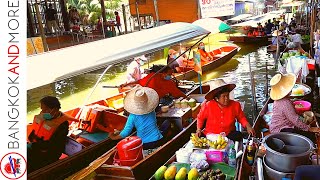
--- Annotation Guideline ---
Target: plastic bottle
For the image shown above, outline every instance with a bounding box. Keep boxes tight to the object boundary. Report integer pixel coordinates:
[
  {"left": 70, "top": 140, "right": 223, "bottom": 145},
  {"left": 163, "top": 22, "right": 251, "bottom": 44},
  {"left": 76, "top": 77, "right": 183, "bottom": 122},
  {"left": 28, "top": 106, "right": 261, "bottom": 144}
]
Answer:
[
  {"left": 247, "top": 140, "right": 255, "bottom": 166},
  {"left": 228, "top": 144, "right": 236, "bottom": 168}
]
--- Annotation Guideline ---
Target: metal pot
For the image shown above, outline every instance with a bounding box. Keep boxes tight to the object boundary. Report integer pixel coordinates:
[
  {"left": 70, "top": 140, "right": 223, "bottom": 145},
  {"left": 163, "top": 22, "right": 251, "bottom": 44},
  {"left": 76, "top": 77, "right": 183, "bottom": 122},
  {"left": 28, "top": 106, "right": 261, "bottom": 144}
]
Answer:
[
  {"left": 263, "top": 155, "right": 295, "bottom": 180},
  {"left": 263, "top": 132, "right": 314, "bottom": 173}
]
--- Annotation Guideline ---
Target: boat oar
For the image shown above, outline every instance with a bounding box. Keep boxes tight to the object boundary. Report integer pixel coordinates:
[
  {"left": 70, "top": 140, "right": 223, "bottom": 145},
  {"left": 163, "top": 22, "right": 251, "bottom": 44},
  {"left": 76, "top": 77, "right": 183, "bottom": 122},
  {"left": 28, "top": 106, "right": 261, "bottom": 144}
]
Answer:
[
  {"left": 75, "top": 65, "right": 113, "bottom": 120},
  {"left": 102, "top": 85, "right": 120, "bottom": 88},
  {"left": 69, "top": 151, "right": 114, "bottom": 180}
]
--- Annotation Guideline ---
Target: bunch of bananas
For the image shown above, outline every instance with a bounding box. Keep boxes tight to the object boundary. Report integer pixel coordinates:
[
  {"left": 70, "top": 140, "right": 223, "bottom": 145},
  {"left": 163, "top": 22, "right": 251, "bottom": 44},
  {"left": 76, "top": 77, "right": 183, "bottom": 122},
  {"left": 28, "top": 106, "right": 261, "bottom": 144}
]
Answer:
[
  {"left": 208, "top": 135, "right": 228, "bottom": 150},
  {"left": 190, "top": 133, "right": 209, "bottom": 148}
]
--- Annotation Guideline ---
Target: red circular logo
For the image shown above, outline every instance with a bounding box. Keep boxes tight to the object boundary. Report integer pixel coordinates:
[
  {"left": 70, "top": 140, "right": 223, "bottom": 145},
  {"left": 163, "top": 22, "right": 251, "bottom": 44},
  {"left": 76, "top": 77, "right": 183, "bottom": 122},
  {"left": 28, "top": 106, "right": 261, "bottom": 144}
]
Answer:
[{"left": 0, "top": 152, "right": 26, "bottom": 179}]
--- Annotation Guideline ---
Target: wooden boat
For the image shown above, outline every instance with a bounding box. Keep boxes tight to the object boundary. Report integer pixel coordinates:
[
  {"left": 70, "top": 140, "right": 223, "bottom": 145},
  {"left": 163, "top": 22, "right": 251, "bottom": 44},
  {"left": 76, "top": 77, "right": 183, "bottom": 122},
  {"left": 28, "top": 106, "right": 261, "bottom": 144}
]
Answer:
[
  {"left": 228, "top": 35, "right": 269, "bottom": 44},
  {"left": 66, "top": 85, "right": 211, "bottom": 180},
  {"left": 174, "top": 45, "right": 240, "bottom": 80}
]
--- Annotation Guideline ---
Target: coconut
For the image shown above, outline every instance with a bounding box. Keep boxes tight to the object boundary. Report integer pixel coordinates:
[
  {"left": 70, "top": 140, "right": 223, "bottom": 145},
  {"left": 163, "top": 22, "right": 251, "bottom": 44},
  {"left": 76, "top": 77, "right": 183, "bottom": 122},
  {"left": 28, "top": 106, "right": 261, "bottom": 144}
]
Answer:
[
  {"left": 188, "top": 98, "right": 197, "bottom": 107},
  {"left": 174, "top": 99, "right": 181, "bottom": 108},
  {"left": 181, "top": 99, "right": 189, "bottom": 108}
]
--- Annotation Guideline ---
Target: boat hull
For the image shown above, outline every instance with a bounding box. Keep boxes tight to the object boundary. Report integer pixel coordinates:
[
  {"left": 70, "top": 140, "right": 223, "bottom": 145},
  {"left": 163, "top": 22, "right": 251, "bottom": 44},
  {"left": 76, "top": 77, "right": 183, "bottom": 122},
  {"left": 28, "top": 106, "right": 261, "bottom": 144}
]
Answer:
[{"left": 175, "top": 46, "right": 239, "bottom": 80}]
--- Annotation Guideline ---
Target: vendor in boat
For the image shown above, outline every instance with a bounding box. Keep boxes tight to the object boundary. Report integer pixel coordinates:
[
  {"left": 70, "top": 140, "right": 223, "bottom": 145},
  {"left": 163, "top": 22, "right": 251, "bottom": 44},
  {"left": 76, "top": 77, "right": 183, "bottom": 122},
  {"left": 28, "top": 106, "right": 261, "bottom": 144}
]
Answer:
[
  {"left": 198, "top": 42, "right": 213, "bottom": 62},
  {"left": 271, "top": 30, "right": 286, "bottom": 45},
  {"left": 269, "top": 73, "right": 320, "bottom": 142},
  {"left": 195, "top": 79, "right": 255, "bottom": 141},
  {"left": 109, "top": 87, "right": 166, "bottom": 150},
  {"left": 122, "top": 64, "right": 187, "bottom": 100},
  {"left": 27, "top": 96, "right": 73, "bottom": 173}
]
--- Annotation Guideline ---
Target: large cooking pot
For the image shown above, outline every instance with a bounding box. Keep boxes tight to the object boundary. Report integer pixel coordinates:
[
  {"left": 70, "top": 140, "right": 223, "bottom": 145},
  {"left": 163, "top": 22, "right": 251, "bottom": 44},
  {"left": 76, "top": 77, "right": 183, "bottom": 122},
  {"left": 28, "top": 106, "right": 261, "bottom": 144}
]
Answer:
[
  {"left": 263, "top": 155, "right": 295, "bottom": 180},
  {"left": 263, "top": 132, "right": 314, "bottom": 173}
]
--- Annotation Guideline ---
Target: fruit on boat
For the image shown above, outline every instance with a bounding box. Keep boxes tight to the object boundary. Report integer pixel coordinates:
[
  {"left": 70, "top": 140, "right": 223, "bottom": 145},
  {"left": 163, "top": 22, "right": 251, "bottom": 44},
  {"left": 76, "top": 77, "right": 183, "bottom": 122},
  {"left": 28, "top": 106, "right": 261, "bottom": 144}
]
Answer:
[
  {"left": 164, "top": 165, "right": 177, "bottom": 180},
  {"left": 154, "top": 165, "right": 167, "bottom": 180},
  {"left": 187, "top": 168, "right": 199, "bottom": 180},
  {"left": 175, "top": 167, "right": 187, "bottom": 180}
]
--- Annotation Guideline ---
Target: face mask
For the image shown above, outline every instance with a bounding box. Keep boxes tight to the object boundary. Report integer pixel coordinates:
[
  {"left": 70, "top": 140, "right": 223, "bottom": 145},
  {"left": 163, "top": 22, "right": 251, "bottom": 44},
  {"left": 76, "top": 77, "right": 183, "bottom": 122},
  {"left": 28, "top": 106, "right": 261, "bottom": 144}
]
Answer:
[
  {"left": 140, "top": 60, "right": 145, "bottom": 65},
  {"left": 43, "top": 113, "right": 53, "bottom": 120},
  {"left": 164, "top": 75, "right": 171, "bottom": 80},
  {"left": 199, "top": 46, "right": 205, "bottom": 50},
  {"left": 171, "top": 54, "right": 177, "bottom": 59}
]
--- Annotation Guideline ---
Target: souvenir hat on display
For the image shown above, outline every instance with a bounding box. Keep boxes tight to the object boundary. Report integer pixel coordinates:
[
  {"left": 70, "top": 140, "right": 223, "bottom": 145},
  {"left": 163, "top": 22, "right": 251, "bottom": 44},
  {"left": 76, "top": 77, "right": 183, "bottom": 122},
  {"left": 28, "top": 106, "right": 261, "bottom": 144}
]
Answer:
[
  {"left": 124, "top": 86, "right": 159, "bottom": 115},
  {"left": 205, "top": 79, "right": 236, "bottom": 100},
  {"left": 272, "top": 30, "right": 282, "bottom": 37},
  {"left": 270, "top": 73, "right": 296, "bottom": 100},
  {"left": 134, "top": 55, "right": 147, "bottom": 61}
]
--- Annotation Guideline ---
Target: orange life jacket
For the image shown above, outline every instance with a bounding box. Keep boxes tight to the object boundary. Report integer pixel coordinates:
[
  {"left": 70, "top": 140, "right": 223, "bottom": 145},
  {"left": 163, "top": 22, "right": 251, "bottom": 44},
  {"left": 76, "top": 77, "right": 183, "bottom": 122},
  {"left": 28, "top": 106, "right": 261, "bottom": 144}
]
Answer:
[{"left": 32, "top": 113, "right": 70, "bottom": 141}]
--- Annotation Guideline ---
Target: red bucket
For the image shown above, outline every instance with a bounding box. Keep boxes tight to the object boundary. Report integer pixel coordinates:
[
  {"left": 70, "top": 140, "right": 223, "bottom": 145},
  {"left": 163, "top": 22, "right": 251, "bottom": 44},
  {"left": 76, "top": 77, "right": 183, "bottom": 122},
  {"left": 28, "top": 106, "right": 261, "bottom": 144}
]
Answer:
[{"left": 114, "top": 136, "right": 143, "bottom": 166}]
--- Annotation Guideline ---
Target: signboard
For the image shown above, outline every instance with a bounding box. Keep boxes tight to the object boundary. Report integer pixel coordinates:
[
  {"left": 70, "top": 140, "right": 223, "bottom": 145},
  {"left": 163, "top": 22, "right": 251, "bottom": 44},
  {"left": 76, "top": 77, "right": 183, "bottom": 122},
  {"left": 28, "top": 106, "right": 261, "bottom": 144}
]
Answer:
[
  {"left": 27, "top": 37, "right": 45, "bottom": 56},
  {"left": 199, "top": 0, "right": 235, "bottom": 18}
]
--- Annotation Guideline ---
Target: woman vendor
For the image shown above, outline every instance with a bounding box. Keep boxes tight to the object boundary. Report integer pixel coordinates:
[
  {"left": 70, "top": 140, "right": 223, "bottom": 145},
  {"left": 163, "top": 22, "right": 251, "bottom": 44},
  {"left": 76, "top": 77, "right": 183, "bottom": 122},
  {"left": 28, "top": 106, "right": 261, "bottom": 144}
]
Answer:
[
  {"left": 109, "top": 87, "right": 167, "bottom": 150},
  {"left": 195, "top": 79, "right": 255, "bottom": 141},
  {"left": 269, "top": 73, "right": 320, "bottom": 142}
]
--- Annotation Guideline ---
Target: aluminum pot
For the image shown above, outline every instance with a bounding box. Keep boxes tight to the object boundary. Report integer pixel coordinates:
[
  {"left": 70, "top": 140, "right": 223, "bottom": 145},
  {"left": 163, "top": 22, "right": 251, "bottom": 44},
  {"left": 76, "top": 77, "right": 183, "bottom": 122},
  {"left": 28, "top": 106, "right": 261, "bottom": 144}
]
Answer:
[
  {"left": 263, "top": 132, "right": 314, "bottom": 173},
  {"left": 263, "top": 155, "right": 295, "bottom": 180}
]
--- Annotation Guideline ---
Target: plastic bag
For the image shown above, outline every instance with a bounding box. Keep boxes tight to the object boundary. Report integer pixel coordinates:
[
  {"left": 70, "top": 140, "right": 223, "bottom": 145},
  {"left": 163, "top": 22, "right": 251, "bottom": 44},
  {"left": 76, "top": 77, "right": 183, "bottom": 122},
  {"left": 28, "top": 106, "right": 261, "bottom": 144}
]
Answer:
[
  {"left": 189, "top": 149, "right": 207, "bottom": 163},
  {"left": 190, "top": 159, "right": 209, "bottom": 171}
]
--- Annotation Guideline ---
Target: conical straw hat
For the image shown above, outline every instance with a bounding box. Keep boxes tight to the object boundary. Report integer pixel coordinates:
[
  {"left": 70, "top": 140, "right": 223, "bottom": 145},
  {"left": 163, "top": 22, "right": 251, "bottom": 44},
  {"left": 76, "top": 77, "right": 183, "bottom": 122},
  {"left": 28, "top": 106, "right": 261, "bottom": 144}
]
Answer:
[
  {"left": 205, "top": 79, "right": 236, "bottom": 100},
  {"left": 124, "top": 86, "right": 159, "bottom": 115},
  {"left": 270, "top": 73, "right": 296, "bottom": 100}
]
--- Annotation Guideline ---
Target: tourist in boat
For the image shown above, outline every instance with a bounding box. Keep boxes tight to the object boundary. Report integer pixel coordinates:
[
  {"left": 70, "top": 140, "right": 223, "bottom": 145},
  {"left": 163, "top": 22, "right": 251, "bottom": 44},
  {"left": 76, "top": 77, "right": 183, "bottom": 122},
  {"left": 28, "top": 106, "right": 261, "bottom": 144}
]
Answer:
[
  {"left": 122, "top": 64, "right": 187, "bottom": 99},
  {"left": 126, "top": 55, "right": 147, "bottom": 83},
  {"left": 271, "top": 30, "right": 286, "bottom": 45},
  {"left": 195, "top": 79, "right": 255, "bottom": 141},
  {"left": 27, "top": 96, "right": 75, "bottom": 173},
  {"left": 269, "top": 73, "right": 320, "bottom": 142},
  {"left": 109, "top": 87, "right": 166, "bottom": 150},
  {"left": 247, "top": 29, "right": 254, "bottom": 37},
  {"left": 166, "top": 49, "right": 181, "bottom": 72},
  {"left": 252, "top": 28, "right": 260, "bottom": 37},
  {"left": 264, "top": 19, "right": 274, "bottom": 35},
  {"left": 197, "top": 42, "right": 213, "bottom": 62}
]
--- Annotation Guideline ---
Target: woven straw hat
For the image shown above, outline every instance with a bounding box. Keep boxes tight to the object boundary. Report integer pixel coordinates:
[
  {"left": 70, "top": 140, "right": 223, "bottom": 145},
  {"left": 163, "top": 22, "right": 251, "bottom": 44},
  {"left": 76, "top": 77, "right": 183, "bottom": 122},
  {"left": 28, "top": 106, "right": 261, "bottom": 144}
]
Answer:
[
  {"left": 270, "top": 73, "right": 296, "bottom": 100},
  {"left": 272, "top": 30, "right": 282, "bottom": 37},
  {"left": 205, "top": 79, "right": 236, "bottom": 100},
  {"left": 124, "top": 87, "right": 159, "bottom": 115}
]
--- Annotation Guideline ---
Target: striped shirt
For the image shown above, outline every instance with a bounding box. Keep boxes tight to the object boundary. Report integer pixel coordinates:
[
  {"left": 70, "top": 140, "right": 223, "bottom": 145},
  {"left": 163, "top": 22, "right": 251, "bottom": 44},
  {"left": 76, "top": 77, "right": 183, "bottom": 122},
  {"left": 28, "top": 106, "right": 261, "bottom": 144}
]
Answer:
[{"left": 270, "top": 98, "right": 309, "bottom": 133}]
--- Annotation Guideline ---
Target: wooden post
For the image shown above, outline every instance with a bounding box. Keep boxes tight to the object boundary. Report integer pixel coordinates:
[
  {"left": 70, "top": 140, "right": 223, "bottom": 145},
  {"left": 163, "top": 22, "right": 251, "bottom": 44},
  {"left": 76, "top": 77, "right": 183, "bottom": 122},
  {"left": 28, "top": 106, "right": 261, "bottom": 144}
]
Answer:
[
  {"left": 27, "top": 3, "right": 35, "bottom": 37},
  {"left": 60, "top": 0, "right": 70, "bottom": 31},
  {"left": 122, "top": 4, "right": 128, "bottom": 34},
  {"left": 100, "top": 0, "right": 106, "bottom": 28},
  {"left": 34, "top": 3, "right": 49, "bottom": 52},
  {"left": 153, "top": 0, "right": 159, "bottom": 26},
  {"left": 135, "top": 1, "right": 141, "bottom": 31},
  {"left": 310, "top": 0, "right": 316, "bottom": 57}
]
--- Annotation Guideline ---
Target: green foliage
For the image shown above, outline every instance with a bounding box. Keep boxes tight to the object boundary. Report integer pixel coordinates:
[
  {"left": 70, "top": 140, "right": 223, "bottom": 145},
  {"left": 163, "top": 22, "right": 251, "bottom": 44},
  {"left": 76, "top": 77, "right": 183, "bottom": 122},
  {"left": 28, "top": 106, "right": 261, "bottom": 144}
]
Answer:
[{"left": 66, "top": 0, "right": 122, "bottom": 25}]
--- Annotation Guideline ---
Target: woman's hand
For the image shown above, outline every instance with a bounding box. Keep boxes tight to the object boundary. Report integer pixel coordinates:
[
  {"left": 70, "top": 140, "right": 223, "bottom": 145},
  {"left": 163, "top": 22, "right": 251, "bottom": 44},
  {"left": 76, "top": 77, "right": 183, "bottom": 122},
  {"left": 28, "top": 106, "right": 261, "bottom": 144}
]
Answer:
[
  {"left": 246, "top": 124, "right": 255, "bottom": 137},
  {"left": 109, "top": 129, "right": 121, "bottom": 140},
  {"left": 196, "top": 129, "right": 202, "bottom": 138},
  {"left": 309, "top": 127, "right": 320, "bottom": 133}
]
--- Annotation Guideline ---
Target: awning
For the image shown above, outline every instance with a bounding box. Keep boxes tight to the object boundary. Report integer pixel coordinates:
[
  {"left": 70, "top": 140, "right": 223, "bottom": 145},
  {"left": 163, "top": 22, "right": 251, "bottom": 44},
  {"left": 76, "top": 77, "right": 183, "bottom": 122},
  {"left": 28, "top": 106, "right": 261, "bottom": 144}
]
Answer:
[
  {"left": 27, "top": 22, "right": 210, "bottom": 90},
  {"left": 281, "top": 1, "right": 305, "bottom": 7},
  {"left": 228, "top": 14, "right": 253, "bottom": 21},
  {"left": 232, "top": 10, "right": 286, "bottom": 27}
]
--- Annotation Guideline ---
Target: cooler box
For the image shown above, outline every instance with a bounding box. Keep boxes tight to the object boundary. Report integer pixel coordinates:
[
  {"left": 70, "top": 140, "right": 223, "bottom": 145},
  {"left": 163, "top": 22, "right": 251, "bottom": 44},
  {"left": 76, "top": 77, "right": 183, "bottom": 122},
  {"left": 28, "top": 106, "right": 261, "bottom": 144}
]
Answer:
[{"left": 114, "top": 136, "right": 143, "bottom": 166}]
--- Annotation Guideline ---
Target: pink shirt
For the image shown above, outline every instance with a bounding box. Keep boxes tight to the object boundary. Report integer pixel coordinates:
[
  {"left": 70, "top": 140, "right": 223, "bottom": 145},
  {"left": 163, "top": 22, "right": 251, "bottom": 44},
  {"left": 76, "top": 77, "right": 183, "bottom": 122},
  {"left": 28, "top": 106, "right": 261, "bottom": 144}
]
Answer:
[
  {"left": 197, "top": 100, "right": 249, "bottom": 135},
  {"left": 270, "top": 98, "right": 309, "bottom": 133}
]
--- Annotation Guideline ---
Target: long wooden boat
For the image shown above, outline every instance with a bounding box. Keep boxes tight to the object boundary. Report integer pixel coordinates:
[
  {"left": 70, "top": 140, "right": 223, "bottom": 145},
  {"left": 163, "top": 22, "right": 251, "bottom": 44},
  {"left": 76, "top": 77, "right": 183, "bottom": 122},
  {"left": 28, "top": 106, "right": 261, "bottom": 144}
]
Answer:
[
  {"left": 27, "top": 93, "right": 129, "bottom": 179},
  {"left": 228, "top": 35, "right": 269, "bottom": 44},
  {"left": 66, "top": 85, "right": 211, "bottom": 180},
  {"left": 174, "top": 45, "right": 240, "bottom": 80}
]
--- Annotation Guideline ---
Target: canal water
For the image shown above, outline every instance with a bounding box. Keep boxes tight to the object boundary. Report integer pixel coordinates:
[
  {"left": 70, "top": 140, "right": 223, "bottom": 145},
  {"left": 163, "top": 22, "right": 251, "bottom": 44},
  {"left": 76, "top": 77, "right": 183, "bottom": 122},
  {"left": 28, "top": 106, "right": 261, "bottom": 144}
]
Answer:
[{"left": 27, "top": 33, "right": 277, "bottom": 124}]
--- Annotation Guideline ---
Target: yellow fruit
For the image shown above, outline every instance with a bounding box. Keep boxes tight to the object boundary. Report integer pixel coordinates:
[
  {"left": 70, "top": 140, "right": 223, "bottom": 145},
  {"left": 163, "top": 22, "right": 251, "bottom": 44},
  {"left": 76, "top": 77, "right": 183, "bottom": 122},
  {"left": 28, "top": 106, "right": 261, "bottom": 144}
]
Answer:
[
  {"left": 155, "top": 166, "right": 167, "bottom": 180},
  {"left": 217, "top": 145, "right": 221, "bottom": 149},
  {"left": 175, "top": 167, "right": 187, "bottom": 180},
  {"left": 164, "top": 165, "right": 177, "bottom": 180},
  {"left": 188, "top": 168, "right": 199, "bottom": 180}
]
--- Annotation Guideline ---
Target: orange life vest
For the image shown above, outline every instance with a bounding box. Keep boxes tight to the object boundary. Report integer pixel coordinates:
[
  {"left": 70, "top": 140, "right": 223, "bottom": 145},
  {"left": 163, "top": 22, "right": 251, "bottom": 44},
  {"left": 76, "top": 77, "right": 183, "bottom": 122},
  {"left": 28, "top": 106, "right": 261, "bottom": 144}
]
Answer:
[
  {"left": 198, "top": 49, "right": 209, "bottom": 59},
  {"left": 32, "top": 114, "right": 69, "bottom": 141}
]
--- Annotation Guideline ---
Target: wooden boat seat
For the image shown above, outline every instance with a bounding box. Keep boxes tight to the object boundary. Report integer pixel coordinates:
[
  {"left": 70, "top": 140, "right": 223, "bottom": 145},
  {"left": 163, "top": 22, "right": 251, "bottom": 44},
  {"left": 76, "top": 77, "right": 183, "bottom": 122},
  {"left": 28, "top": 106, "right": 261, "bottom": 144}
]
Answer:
[{"left": 79, "top": 131, "right": 109, "bottom": 144}]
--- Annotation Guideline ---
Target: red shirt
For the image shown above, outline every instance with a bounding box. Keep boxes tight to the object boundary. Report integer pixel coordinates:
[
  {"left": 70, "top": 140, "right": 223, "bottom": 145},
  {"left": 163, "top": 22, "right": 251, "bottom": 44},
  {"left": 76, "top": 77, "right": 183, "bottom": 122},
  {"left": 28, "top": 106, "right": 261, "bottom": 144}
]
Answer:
[
  {"left": 197, "top": 100, "right": 249, "bottom": 135},
  {"left": 138, "top": 73, "right": 186, "bottom": 99}
]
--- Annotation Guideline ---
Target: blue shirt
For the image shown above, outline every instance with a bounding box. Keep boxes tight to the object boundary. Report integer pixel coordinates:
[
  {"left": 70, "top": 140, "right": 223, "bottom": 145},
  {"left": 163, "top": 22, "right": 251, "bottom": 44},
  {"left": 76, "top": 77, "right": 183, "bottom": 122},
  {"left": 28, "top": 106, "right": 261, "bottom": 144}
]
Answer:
[{"left": 120, "top": 111, "right": 163, "bottom": 144}]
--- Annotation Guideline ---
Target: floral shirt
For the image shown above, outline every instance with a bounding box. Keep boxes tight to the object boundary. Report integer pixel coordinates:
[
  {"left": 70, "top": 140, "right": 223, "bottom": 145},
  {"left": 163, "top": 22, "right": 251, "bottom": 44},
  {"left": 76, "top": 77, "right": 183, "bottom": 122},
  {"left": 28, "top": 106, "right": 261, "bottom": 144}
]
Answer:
[
  {"left": 270, "top": 98, "right": 309, "bottom": 133},
  {"left": 197, "top": 100, "right": 249, "bottom": 135}
]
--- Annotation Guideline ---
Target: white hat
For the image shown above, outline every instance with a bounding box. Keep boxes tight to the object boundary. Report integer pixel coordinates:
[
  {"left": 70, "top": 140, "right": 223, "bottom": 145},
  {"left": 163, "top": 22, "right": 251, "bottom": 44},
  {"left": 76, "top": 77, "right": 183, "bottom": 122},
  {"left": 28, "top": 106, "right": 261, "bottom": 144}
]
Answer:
[
  {"left": 205, "top": 79, "right": 236, "bottom": 100},
  {"left": 270, "top": 73, "right": 296, "bottom": 100},
  {"left": 134, "top": 55, "right": 147, "bottom": 61}
]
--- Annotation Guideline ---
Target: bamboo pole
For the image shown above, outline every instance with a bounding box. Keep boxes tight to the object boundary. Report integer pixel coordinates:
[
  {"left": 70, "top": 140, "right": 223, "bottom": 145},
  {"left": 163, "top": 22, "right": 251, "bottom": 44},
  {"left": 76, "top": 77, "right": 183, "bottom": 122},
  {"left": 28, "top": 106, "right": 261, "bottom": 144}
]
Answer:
[
  {"left": 34, "top": 3, "right": 49, "bottom": 52},
  {"left": 122, "top": 4, "right": 128, "bottom": 34}
]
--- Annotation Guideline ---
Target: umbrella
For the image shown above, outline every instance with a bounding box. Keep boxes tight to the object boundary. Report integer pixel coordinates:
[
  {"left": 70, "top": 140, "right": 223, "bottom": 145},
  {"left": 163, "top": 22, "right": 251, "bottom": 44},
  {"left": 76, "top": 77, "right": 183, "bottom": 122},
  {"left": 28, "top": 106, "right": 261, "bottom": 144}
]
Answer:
[{"left": 192, "top": 18, "right": 231, "bottom": 34}]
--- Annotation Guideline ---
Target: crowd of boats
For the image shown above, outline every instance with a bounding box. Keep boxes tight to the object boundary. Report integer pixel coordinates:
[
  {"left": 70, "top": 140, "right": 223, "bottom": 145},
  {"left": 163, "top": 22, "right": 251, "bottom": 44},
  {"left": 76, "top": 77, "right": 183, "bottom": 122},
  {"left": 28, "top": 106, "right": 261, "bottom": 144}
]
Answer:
[{"left": 26, "top": 14, "right": 320, "bottom": 180}]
